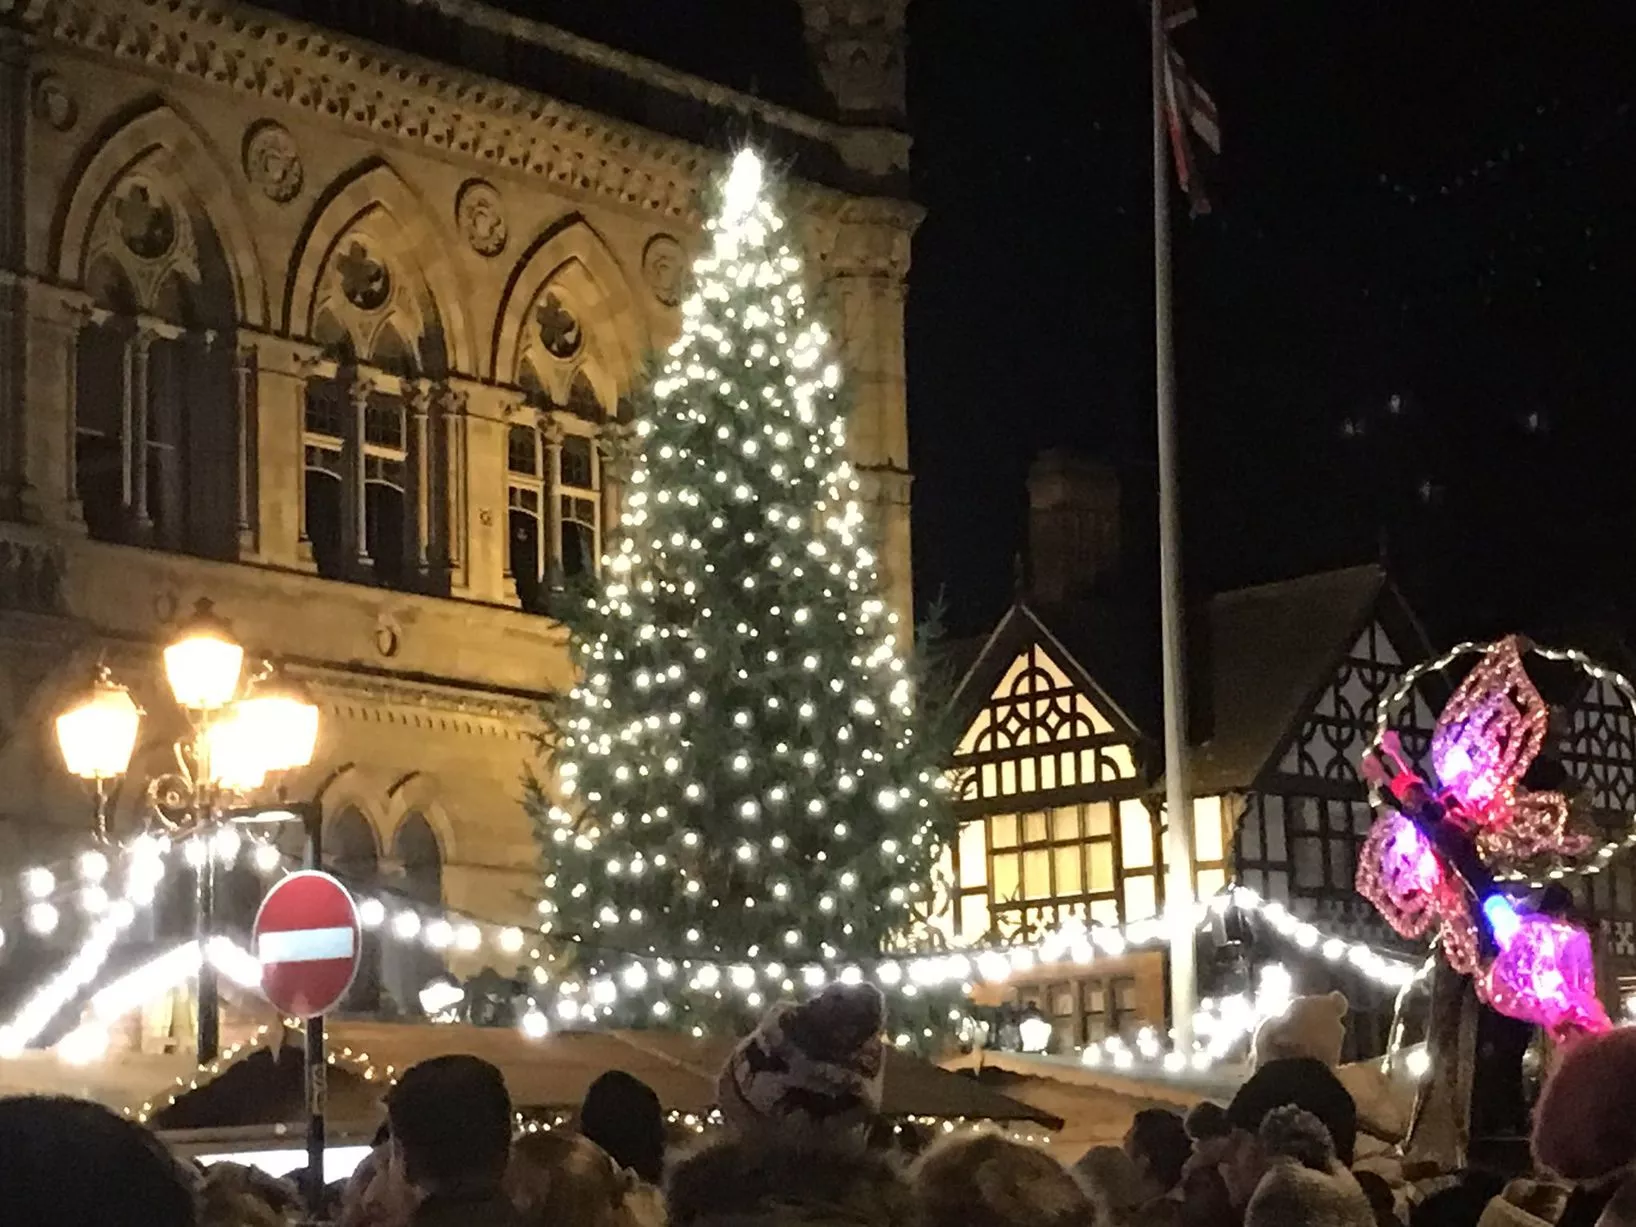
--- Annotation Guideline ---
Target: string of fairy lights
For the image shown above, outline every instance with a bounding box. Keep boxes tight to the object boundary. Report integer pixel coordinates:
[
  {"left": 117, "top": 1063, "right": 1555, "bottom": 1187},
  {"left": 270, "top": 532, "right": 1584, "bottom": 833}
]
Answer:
[{"left": 0, "top": 809, "right": 1428, "bottom": 1072}]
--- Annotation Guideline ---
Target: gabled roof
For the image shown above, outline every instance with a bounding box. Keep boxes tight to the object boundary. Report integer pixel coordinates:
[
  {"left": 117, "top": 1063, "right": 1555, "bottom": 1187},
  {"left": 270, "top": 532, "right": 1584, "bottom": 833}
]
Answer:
[
  {"left": 1192, "top": 565, "right": 1424, "bottom": 794},
  {"left": 945, "top": 564, "right": 1431, "bottom": 798},
  {"left": 948, "top": 604, "right": 1152, "bottom": 750},
  {"left": 148, "top": 1022, "right": 1061, "bottom": 1130}
]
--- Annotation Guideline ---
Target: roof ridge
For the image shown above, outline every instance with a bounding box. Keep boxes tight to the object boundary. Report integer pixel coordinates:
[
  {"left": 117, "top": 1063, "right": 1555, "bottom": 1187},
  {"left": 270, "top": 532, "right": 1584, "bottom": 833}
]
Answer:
[{"left": 1210, "top": 562, "right": 1385, "bottom": 605}]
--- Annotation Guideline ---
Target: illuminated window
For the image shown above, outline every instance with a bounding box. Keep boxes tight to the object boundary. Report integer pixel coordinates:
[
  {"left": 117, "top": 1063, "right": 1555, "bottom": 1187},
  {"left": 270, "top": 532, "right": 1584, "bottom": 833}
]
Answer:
[
  {"left": 504, "top": 422, "right": 601, "bottom": 608},
  {"left": 952, "top": 642, "right": 1139, "bottom": 804}
]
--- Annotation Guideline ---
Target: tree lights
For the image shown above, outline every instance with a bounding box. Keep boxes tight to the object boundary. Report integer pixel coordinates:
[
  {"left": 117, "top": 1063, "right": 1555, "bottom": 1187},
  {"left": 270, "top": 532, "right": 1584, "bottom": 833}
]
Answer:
[{"left": 529, "top": 149, "right": 949, "bottom": 1030}]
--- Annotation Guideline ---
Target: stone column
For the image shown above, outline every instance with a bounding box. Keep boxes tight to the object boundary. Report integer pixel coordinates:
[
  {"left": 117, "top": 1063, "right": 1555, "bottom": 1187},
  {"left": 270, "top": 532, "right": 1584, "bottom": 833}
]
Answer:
[
  {"left": 822, "top": 208, "right": 920, "bottom": 628},
  {"left": 595, "top": 424, "right": 623, "bottom": 547},
  {"left": 543, "top": 418, "right": 564, "bottom": 590},
  {"left": 410, "top": 379, "right": 434, "bottom": 577},
  {"left": 0, "top": 32, "right": 29, "bottom": 521},
  {"left": 25, "top": 290, "right": 91, "bottom": 528},
  {"left": 438, "top": 383, "right": 468, "bottom": 591},
  {"left": 126, "top": 327, "right": 155, "bottom": 541},
  {"left": 234, "top": 343, "right": 258, "bottom": 557},
  {"left": 255, "top": 338, "right": 315, "bottom": 569},
  {"left": 348, "top": 374, "right": 372, "bottom": 569}
]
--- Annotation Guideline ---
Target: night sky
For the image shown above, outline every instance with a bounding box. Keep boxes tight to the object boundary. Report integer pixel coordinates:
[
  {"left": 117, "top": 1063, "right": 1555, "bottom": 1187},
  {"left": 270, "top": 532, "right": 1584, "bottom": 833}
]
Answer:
[{"left": 906, "top": 0, "right": 1636, "bottom": 644}]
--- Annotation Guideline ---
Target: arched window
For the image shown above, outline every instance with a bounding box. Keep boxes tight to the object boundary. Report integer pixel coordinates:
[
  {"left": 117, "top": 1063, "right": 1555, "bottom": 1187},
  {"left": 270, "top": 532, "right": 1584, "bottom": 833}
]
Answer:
[
  {"left": 325, "top": 807, "right": 383, "bottom": 1013},
  {"left": 73, "top": 173, "right": 238, "bottom": 556},
  {"left": 506, "top": 424, "right": 544, "bottom": 610},
  {"left": 395, "top": 812, "right": 442, "bottom": 906},
  {"left": 383, "top": 812, "right": 445, "bottom": 1016},
  {"left": 300, "top": 234, "right": 447, "bottom": 592}
]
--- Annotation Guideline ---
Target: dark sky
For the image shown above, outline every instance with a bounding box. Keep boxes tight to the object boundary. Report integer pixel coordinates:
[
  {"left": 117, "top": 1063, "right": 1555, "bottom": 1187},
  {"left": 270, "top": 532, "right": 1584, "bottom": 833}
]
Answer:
[{"left": 906, "top": 0, "right": 1636, "bottom": 643}]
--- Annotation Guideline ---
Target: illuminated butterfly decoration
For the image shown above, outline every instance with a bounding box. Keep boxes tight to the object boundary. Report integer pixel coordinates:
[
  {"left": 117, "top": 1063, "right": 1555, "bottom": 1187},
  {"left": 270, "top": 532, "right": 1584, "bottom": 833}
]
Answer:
[{"left": 1358, "top": 637, "right": 1610, "bottom": 1042}]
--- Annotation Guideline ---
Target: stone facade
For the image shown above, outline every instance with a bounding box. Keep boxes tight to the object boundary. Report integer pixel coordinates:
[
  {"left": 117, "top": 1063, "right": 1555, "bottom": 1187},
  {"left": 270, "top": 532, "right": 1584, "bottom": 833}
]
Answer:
[{"left": 0, "top": 0, "right": 920, "bottom": 994}]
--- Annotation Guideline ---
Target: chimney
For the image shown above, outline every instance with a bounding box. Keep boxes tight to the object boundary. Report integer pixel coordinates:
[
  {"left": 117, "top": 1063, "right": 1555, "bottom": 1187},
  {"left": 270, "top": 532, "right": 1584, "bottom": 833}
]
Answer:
[
  {"left": 1026, "top": 451, "right": 1121, "bottom": 604},
  {"left": 797, "top": 0, "right": 911, "bottom": 125}
]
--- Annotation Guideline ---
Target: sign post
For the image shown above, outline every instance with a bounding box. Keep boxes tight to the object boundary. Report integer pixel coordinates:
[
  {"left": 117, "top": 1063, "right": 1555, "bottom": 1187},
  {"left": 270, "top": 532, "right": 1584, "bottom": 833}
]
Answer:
[{"left": 252, "top": 820, "right": 357, "bottom": 1220}]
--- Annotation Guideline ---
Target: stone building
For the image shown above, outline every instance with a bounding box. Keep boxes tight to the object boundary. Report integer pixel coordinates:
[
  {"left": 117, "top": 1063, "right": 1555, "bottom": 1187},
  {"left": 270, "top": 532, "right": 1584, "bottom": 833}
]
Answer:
[{"left": 0, "top": 0, "right": 919, "bottom": 1019}]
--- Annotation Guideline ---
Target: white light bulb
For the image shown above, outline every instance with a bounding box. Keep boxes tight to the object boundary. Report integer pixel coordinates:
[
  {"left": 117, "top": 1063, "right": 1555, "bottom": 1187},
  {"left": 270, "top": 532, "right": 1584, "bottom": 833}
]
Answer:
[
  {"left": 252, "top": 843, "right": 282, "bottom": 873},
  {"left": 26, "top": 902, "right": 59, "bottom": 935},
  {"left": 499, "top": 927, "right": 525, "bottom": 954},
  {"left": 520, "top": 1008, "right": 550, "bottom": 1040},
  {"left": 392, "top": 911, "right": 422, "bottom": 940},
  {"left": 23, "top": 867, "right": 55, "bottom": 899},
  {"left": 77, "top": 851, "right": 109, "bottom": 884},
  {"left": 358, "top": 898, "right": 386, "bottom": 928}
]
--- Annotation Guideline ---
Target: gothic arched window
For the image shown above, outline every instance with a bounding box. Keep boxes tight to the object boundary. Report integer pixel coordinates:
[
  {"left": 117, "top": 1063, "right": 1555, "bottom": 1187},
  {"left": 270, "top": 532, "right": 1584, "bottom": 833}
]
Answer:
[
  {"left": 325, "top": 807, "right": 383, "bottom": 1013},
  {"left": 300, "top": 231, "right": 447, "bottom": 592},
  {"left": 73, "top": 172, "right": 238, "bottom": 556}
]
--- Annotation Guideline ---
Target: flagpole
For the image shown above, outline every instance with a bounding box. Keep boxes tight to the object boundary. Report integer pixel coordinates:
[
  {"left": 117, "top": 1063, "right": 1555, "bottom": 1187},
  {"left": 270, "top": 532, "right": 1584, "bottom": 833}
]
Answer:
[{"left": 1152, "top": 0, "right": 1198, "bottom": 1052}]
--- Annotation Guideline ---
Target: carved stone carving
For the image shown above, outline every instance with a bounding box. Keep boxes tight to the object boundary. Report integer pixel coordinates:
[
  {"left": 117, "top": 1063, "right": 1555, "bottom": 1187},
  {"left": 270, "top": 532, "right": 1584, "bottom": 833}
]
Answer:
[
  {"left": 797, "top": 0, "right": 911, "bottom": 121},
  {"left": 374, "top": 614, "right": 402, "bottom": 659},
  {"left": 337, "top": 242, "right": 392, "bottom": 312},
  {"left": 31, "top": 72, "right": 76, "bottom": 130},
  {"left": 242, "top": 120, "right": 304, "bottom": 203},
  {"left": 535, "top": 293, "right": 582, "bottom": 361},
  {"left": 641, "top": 235, "right": 685, "bottom": 307},
  {"left": 0, "top": 538, "right": 64, "bottom": 615},
  {"left": 455, "top": 180, "right": 508, "bottom": 256},
  {"left": 0, "top": 0, "right": 911, "bottom": 225},
  {"left": 114, "top": 184, "right": 177, "bottom": 260}
]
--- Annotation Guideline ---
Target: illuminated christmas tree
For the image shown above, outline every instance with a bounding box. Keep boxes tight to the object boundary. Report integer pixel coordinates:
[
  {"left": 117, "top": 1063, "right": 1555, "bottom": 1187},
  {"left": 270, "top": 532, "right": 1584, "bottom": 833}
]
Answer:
[{"left": 529, "top": 151, "right": 950, "bottom": 1030}]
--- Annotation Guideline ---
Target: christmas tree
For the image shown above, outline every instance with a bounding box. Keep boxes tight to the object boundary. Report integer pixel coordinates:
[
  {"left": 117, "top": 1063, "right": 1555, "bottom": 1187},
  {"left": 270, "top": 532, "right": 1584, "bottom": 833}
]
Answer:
[{"left": 530, "top": 150, "right": 950, "bottom": 1031}]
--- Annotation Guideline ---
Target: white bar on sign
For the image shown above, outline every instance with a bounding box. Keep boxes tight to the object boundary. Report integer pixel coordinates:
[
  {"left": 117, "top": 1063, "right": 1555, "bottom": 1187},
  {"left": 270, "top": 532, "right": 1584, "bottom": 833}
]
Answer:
[{"left": 258, "top": 926, "right": 355, "bottom": 964}]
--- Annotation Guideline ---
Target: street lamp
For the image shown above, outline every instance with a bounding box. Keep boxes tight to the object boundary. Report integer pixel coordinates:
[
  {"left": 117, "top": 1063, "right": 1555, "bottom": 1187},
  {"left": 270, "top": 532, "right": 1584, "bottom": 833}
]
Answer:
[{"left": 53, "top": 598, "right": 320, "bottom": 1063}]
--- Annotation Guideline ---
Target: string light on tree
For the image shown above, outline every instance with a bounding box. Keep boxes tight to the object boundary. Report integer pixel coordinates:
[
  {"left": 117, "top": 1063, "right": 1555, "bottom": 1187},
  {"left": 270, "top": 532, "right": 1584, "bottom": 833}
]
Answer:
[{"left": 527, "top": 148, "right": 951, "bottom": 1035}]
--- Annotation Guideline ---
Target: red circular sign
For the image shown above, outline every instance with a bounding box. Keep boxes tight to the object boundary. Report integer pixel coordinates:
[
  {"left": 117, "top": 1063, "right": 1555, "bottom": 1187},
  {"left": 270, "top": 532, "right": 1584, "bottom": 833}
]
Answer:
[{"left": 252, "top": 871, "right": 361, "bottom": 1018}]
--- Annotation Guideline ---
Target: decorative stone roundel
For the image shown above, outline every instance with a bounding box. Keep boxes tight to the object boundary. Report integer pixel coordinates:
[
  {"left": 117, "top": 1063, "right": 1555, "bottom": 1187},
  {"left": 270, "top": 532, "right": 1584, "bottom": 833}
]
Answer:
[
  {"left": 337, "top": 242, "right": 392, "bottom": 312},
  {"left": 115, "top": 184, "right": 176, "bottom": 261},
  {"left": 455, "top": 180, "right": 508, "bottom": 257},
  {"left": 31, "top": 73, "right": 77, "bottom": 131},
  {"left": 242, "top": 120, "right": 304, "bottom": 203},
  {"left": 642, "top": 234, "right": 685, "bottom": 307}
]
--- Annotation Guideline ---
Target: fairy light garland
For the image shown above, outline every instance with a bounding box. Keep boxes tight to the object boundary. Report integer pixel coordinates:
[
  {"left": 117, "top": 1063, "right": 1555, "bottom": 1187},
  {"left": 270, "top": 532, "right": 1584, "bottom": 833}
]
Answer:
[{"left": 123, "top": 1018, "right": 398, "bottom": 1125}]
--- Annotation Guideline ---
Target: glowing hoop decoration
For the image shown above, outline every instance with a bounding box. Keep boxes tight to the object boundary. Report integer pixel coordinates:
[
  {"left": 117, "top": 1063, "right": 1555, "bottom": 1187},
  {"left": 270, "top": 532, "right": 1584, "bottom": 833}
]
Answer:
[{"left": 1358, "top": 636, "right": 1613, "bottom": 1044}]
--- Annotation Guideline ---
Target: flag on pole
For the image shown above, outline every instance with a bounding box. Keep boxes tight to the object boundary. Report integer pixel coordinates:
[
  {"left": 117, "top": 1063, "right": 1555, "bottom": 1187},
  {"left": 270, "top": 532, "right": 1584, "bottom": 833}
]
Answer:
[{"left": 1159, "top": 0, "right": 1220, "bottom": 215}]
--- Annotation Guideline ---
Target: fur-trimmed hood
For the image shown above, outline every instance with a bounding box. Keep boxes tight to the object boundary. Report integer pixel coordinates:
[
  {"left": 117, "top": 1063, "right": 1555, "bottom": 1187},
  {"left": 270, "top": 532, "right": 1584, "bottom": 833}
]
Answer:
[{"left": 666, "top": 1134, "right": 920, "bottom": 1227}]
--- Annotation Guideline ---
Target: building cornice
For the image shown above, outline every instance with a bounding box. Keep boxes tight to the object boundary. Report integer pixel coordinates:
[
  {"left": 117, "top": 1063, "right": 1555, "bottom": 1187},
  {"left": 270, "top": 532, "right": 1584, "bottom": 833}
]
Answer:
[{"left": 3, "top": 0, "right": 921, "bottom": 237}]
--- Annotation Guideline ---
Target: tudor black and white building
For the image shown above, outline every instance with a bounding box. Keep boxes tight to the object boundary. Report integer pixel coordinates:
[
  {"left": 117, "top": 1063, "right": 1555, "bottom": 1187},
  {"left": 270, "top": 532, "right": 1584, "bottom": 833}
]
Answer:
[{"left": 936, "top": 451, "right": 1636, "bottom": 1057}]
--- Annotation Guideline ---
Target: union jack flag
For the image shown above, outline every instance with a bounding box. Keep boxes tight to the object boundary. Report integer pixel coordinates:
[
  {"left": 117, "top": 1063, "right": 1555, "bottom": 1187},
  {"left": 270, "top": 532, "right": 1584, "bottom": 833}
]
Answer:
[{"left": 1159, "top": 0, "right": 1220, "bottom": 215}]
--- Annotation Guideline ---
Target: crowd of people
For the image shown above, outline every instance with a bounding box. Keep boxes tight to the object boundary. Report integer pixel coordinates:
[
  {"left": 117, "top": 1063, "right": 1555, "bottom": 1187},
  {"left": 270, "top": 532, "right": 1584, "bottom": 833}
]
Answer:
[{"left": 2, "top": 983, "right": 1632, "bottom": 1227}]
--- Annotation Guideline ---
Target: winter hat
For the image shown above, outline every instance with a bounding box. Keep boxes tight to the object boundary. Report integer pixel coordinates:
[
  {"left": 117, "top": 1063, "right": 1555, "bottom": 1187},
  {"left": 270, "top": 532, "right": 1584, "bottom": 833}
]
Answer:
[
  {"left": 1228, "top": 1056, "right": 1359, "bottom": 1165},
  {"left": 717, "top": 982, "right": 886, "bottom": 1139},
  {"left": 580, "top": 1070, "right": 667, "bottom": 1184},
  {"left": 911, "top": 1132, "right": 1093, "bottom": 1227},
  {"left": 1071, "top": 1144, "right": 1143, "bottom": 1214},
  {"left": 1533, "top": 1028, "right": 1636, "bottom": 1183},
  {"left": 1252, "top": 991, "right": 1349, "bottom": 1069},
  {"left": 1243, "top": 1107, "right": 1374, "bottom": 1227}
]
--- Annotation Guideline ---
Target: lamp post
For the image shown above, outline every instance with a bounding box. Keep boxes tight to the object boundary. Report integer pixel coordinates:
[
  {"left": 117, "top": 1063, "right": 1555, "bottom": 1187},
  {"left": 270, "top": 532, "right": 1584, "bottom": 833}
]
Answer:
[{"left": 54, "top": 599, "right": 320, "bottom": 1063}]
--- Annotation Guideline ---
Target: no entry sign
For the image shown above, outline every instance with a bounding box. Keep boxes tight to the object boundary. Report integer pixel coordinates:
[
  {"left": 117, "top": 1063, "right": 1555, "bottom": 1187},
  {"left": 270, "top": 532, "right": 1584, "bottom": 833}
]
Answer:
[{"left": 253, "top": 871, "right": 361, "bottom": 1018}]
